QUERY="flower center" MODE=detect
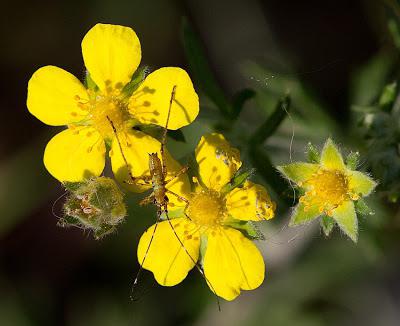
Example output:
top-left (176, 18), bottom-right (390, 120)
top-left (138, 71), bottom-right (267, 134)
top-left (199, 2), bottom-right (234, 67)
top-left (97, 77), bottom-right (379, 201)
top-left (187, 190), bottom-right (225, 227)
top-left (300, 168), bottom-right (349, 215)
top-left (76, 91), bottom-right (129, 139)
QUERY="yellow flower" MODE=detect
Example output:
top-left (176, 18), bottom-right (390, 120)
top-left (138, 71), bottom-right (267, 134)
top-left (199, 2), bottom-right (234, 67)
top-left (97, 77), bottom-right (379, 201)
top-left (137, 133), bottom-right (276, 301)
top-left (27, 23), bottom-right (199, 182)
top-left (278, 138), bottom-right (377, 242)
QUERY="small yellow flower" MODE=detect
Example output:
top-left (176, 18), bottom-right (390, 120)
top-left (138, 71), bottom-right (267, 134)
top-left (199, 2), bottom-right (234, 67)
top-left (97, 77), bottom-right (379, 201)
top-left (278, 138), bottom-right (377, 242)
top-left (27, 23), bottom-right (199, 182)
top-left (137, 133), bottom-right (275, 301)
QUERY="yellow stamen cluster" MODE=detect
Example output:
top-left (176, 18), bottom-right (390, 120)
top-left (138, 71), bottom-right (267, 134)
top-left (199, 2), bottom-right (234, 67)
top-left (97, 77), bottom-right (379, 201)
top-left (76, 89), bottom-right (129, 139)
top-left (187, 190), bottom-right (225, 227)
top-left (299, 168), bottom-right (351, 216)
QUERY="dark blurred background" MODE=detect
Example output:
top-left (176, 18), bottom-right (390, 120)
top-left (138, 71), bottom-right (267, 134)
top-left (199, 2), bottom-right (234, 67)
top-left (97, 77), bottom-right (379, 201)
top-left (1, 0), bottom-right (400, 325)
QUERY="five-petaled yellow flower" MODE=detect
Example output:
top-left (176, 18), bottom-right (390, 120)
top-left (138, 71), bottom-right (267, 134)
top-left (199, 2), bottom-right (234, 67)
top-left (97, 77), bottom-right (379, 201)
top-left (278, 139), bottom-right (377, 242)
top-left (137, 133), bottom-right (276, 301)
top-left (27, 23), bottom-right (199, 183)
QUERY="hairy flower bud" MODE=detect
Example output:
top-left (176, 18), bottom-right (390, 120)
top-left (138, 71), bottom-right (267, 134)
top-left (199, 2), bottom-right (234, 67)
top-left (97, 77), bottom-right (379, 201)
top-left (60, 177), bottom-right (127, 239)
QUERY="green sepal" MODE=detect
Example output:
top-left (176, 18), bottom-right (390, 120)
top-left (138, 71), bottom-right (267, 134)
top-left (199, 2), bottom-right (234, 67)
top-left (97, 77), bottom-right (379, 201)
top-left (122, 66), bottom-right (148, 97)
top-left (306, 142), bottom-right (320, 163)
top-left (346, 151), bottom-right (360, 170)
top-left (225, 218), bottom-right (265, 240)
top-left (198, 233), bottom-right (208, 266)
top-left (289, 203), bottom-right (320, 226)
top-left (332, 201), bottom-right (358, 242)
top-left (220, 168), bottom-right (255, 195)
top-left (160, 208), bottom-right (185, 220)
top-left (320, 215), bottom-right (335, 237)
top-left (84, 71), bottom-right (98, 91)
top-left (355, 198), bottom-right (374, 217)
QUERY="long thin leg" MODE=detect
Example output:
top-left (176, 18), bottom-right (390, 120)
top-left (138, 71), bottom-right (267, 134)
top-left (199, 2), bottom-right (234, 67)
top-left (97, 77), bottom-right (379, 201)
top-left (131, 208), bottom-right (162, 301)
top-left (160, 85), bottom-right (177, 178)
top-left (164, 165), bottom-right (189, 185)
top-left (166, 189), bottom-right (189, 204)
top-left (163, 207), bottom-right (221, 311)
top-left (139, 193), bottom-right (155, 206)
top-left (106, 116), bottom-right (136, 183)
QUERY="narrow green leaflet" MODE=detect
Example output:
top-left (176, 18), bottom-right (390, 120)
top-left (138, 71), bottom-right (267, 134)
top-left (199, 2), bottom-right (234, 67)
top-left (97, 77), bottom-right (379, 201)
top-left (225, 218), bottom-right (265, 240)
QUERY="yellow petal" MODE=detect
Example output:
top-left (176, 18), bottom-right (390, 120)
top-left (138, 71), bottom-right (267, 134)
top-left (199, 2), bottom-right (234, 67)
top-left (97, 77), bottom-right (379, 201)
top-left (226, 181), bottom-right (275, 221)
top-left (44, 127), bottom-right (105, 182)
top-left (347, 170), bottom-right (377, 196)
top-left (110, 130), bottom-right (191, 207)
top-left (110, 129), bottom-right (160, 192)
top-left (195, 133), bottom-right (242, 191)
top-left (27, 66), bottom-right (89, 126)
top-left (129, 67), bottom-right (199, 130)
top-left (81, 23), bottom-right (141, 90)
top-left (165, 152), bottom-right (191, 210)
top-left (137, 218), bottom-right (200, 286)
top-left (203, 227), bottom-right (265, 301)
top-left (320, 138), bottom-right (345, 171)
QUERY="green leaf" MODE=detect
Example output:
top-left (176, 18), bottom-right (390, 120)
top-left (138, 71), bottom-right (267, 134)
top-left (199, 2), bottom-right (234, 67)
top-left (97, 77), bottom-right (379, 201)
top-left (289, 203), bottom-right (320, 226)
top-left (320, 215), bottom-right (335, 237)
top-left (355, 198), bottom-right (374, 217)
top-left (379, 81), bottom-right (397, 110)
top-left (249, 95), bottom-right (291, 145)
top-left (231, 88), bottom-right (256, 120)
top-left (167, 129), bottom-right (186, 142)
top-left (181, 17), bottom-right (232, 117)
top-left (122, 65), bottom-right (148, 96)
top-left (346, 151), bottom-right (360, 170)
top-left (350, 51), bottom-right (395, 105)
top-left (220, 168), bottom-right (255, 195)
top-left (388, 18), bottom-right (400, 49)
top-left (306, 142), bottom-right (320, 163)
top-left (332, 201), bottom-right (358, 242)
top-left (225, 219), bottom-right (265, 240)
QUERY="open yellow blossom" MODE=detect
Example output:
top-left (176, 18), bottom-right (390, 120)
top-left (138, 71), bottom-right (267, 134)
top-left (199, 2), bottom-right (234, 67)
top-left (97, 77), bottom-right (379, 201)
top-left (278, 138), bottom-right (377, 242)
top-left (27, 23), bottom-right (199, 182)
top-left (137, 133), bottom-right (275, 300)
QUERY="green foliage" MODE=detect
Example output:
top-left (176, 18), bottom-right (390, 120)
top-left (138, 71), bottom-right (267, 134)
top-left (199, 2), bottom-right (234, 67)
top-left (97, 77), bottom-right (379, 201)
top-left (61, 177), bottom-right (127, 239)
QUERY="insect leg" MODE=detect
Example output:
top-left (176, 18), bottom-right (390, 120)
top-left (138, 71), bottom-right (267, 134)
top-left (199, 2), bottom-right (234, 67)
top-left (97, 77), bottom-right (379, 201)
top-left (160, 85), bottom-right (177, 178)
top-left (163, 206), bottom-right (221, 311)
top-left (164, 165), bottom-right (189, 185)
top-left (131, 206), bottom-right (162, 301)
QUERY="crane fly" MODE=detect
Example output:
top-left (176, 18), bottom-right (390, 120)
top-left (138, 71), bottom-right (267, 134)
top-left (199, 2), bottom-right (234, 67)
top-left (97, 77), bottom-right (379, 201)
top-left (107, 85), bottom-right (221, 309)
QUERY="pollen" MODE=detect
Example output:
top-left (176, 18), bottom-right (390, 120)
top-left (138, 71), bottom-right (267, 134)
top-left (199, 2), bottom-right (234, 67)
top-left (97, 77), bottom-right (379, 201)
top-left (300, 168), bottom-right (350, 214)
top-left (187, 190), bottom-right (225, 227)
